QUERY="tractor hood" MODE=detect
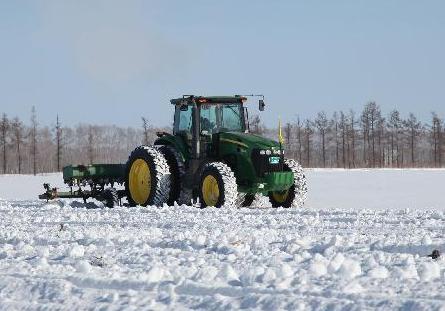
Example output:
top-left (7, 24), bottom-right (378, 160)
top-left (219, 132), bottom-right (280, 150)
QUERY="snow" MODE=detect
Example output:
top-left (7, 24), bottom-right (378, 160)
top-left (0, 169), bottom-right (445, 310)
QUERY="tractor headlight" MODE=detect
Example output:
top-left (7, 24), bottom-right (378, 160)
top-left (260, 150), bottom-right (266, 155)
top-left (265, 150), bottom-right (272, 155)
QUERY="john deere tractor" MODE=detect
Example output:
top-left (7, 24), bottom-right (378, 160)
top-left (39, 95), bottom-right (307, 208)
top-left (125, 95), bottom-right (307, 208)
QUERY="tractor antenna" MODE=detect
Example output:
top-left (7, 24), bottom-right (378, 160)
top-left (235, 94), bottom-right (264, 100)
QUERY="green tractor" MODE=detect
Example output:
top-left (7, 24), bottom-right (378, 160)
top-left (125, 95), bottom-right (307, 208)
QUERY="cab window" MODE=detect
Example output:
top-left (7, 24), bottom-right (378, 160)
top-left (221, 104), bottom-right (244, 132)
top-left (200, 104), bottom-right (217, 134)
top-left (175, 105), bottom-right (193, 133)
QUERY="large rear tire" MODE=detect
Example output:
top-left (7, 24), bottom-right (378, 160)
top-left (125, 146), bottom-right (171, 207)
top-left (268, 159), bottom-right (307, 208)
top-left (156, 145), bottom-right (188, 206)
top-left (199, 162), bottom-right (237, 208)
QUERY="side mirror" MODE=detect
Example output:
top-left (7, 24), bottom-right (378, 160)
top-left (259, 99), bottom-right (265, 111)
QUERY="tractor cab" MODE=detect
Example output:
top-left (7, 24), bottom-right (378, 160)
top-left (171, 96), bottom-right (251, 159)
top-left (172, 96), bottom-right (247, 134)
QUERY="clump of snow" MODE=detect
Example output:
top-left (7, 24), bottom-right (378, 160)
top-left (277, 263), bottom-right (294, 279)
top-left (146, 266), bottom-right (166, 283)
top-left (394, 262), bottom-right (419, 279)
top-left (419, 262), bottom-right (441, 282)
top-left (368, 266), bottom-right (389, 279)
top-left (338, 259), bottom-right (362, 279)
top-left (38, 247), bottom-right (50, 258)
top-left (68, 244), bottom-right (85, 258)
top-left (194, 234), bottom-right (207, 247)
top-left (329, 235), bottom-right (343, 247)
top-left (261, 267), bottom-right (277, 284)
top-left (422, 235), bottom-right (432, 246)
top-left (328, 253), bottom-right (345, 273)
top-left (35, 257), bottom-right (48, 267)
top-left (218, 263), bottom-right (239, 282)
top-left (343, 281), bottom-right (364, 294)
top-left (76, 260), bottom-right (91, 273)
top-left (193, 265), bottom-right (218, 282)
top-left (309, 261), bottom-right (327, 277)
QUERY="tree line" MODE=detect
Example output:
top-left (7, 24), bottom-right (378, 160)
top-left (262, 102), bottom-right (444, 168)
top-left (0, 103), bottom-right (444, 174)
top-left (0, 107), bottom-right (160, 174)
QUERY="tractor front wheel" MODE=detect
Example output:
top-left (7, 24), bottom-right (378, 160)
top-left (125, 146), bottom-right (171, 207)
top-left (199, 162), bottom-right (237, 208)
top-left (268, 159), bottom-right (307, 208)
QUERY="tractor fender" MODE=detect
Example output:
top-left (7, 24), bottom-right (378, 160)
top-left (154, 136), bottom-right (189, 161)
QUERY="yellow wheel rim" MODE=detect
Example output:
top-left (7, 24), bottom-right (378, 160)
top-left (272, 190), bottom-right (289, 204)
top-left (129, 159), bottom-right (151, 205)
top-left (202, 175), bottom-right (220, 206)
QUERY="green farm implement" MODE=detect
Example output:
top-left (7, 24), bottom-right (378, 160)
top-left (39, 164), bottom-right (126, 207)
top-left (39, 95), bottom-right (308, 208)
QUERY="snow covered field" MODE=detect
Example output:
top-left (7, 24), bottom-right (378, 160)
top-left (1, 169), bottom-right (445, 310)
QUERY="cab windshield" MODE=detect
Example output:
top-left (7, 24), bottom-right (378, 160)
top-left (175, 103), bottom-right (245, 135)
top-left (201, 103), bottom-right (245, 134)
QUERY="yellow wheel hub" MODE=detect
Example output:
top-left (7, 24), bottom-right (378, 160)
top-left (129, 159), bottom-right (151, 205)
top-left (202, 175), bottom-right (220, 206)
top-left (272, 190), bottom-right (289, 204)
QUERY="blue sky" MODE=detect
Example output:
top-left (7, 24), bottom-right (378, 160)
top-left (1, 1), bottom-right (444, 127)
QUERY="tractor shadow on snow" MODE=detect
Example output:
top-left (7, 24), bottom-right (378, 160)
top-left (67, 200), bottom-right (104, 209)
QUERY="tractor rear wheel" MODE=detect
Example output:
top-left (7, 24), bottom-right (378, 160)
top-left (268, 159), bottom-right (307, 208)
top-left (125, 146), bottom-right (171, 207)
top-left (156, 145), bottom-right (188, 206)
top-left (199, 162), bottom-right (237, 208)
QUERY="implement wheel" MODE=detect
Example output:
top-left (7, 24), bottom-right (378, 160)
top-left (102, 187), bottom-right (118, 208)
top-left (199, 162), bottom-right (237, 208)
top-left (268, 159), bottom-right (307, 208)
top-left (125, 146), bottom-right (171, 207)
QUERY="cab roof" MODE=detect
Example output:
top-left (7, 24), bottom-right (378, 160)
top-left (170, 95), bottom-right (247, 105)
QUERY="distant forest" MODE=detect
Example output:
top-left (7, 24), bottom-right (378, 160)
top-left (0, 102), bottom-right (444, 174)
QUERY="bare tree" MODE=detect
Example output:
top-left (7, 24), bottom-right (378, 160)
top-left (388, 110), bottom-right (402, 167)
top-left (304, 120), bottom-right (314, 167)
top-left (404, 113), bottom-right (422, 166)
top-left (360, 108), bottom-right (369, 167)
top-left (142, 117), bottom-right (150, 145)
top-left (349, 110), bottom-right (356, 168)
top-left (431, 112), bottom-right (442, 167)
top-left (30, 106), bottom-right (38, 175)
top-left (315, 112), bottom-right (328, 167)
top-left (250, 115), bottom-right (264, 135)
top-left (339, 112), bottom-right (348, 168)
top-left (11, 117), bottom-right (24, 174)
top-left (361, 102), bottom-right (382, 167)
top-left (0, 114), bottom-right (9, 174)
top-left (87, 125), bottom-right (95, 164)
top-left (284, 122), bottom-right (292, 145)
top-left (55, 115), bottom-right (63, 171)
top-left (332, 112), bottom-right (340, 167)
top-left (293, 117), bottom-right (303, 164)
